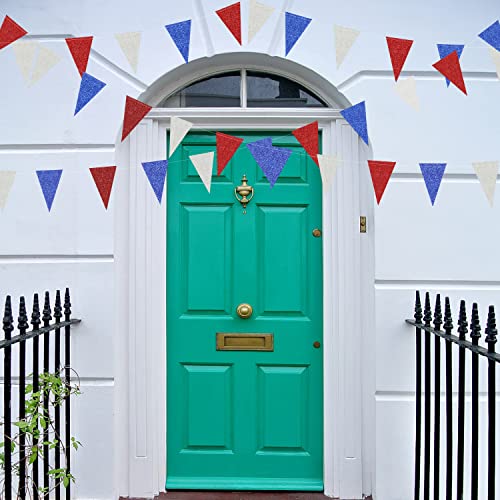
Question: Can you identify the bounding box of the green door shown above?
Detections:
[167,131,323,491]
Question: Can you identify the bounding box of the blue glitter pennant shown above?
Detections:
[142,160,168,203]
[165,20,191,63]
[478,20,500,51]
[247,138,292,187]
[419,163,446,205]
[36,170,63,211]
[437,44,465,86]
[285,12,312,56]
[74,72,106,115]
[340,101,368,145]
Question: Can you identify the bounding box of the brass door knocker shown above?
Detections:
[234,174,254,214]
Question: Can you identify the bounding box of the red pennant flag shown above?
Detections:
[368,160,396,204]
[121,96,152,141]
[432,51,467,95]
[216,2,242,45]
[90,166,117,209]
[292,121,319,166]
[0,16,27,50]
[65,36,93,76]
[386,37,413,81]
[216,132,243,175]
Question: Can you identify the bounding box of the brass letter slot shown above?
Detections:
[216,333,274,351]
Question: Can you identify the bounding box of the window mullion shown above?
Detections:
[241,69,247,108]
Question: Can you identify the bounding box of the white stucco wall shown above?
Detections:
[0,0,499,499]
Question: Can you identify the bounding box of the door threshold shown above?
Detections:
[157,492,331,499]
[166,478,323,491]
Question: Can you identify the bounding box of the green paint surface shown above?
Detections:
[167,131,323,490]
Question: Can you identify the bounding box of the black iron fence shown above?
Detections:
[0,289,80,500]
[407,291,499,500]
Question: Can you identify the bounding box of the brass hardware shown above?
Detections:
[312,228,322,238]
[236,303,253,319]
[234,174,254,214]
[360,216,367,233]
[313,341,321,349]
[216,333,274,351]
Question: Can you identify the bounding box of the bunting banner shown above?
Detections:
[30,44,61,86]
[473,161,499,207]
[490,48,500,80]
[247,138,292,187]
[0,171,16,210]
[115,32,141,73]
[248,0,275,43]
[419,163,446,205]
[12,40,38,83]
[216,2,242,45]
[216,132,243,175]
[142,160,168,203]
[169,117,193,156]
[121,96,152,141]
[437,44,465,86]
[394,76,420,111]
[0,16,27,51]
[386,37,414,81]
[65,36,93,76]
[317,154,338,191]
[165,20,192,63]
[478,20,500,51]
[74,72,106,115]
[292,121,319,165]
[36,170,62,212]
[190,152,214,193]
[89,166,116,209]
[432,51,467,94]
[334,25,360,69]
[341,101,369,145]
[285,12,312,56]
[368,160,396,204]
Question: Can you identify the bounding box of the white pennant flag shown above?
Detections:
[248,0,275,43]
[334,25,360,69]
[473,161,499,207]
[115,32,141,73]
[0,171,16,210]
[394,76,420,111]
[190,152,214,193]
[490,48,500,80]
[30,45,61,86]
[12,40,38,84]
[317,154,338,190]
[170,117,193,156]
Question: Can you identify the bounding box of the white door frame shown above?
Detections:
[114,108,375,499]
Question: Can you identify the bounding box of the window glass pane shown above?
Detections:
[246,71,326,108]
[159,72,241,107]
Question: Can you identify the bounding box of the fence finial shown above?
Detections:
[485,305,497,351]
[434,294,442,330]
[458,300,468,340]
[3,296,13,339]
[54,290,62,322]
[470,303,481,342]
[31,293,41,329]
[444,297,453,335]
[64,288,72,318]
[424,292,432,325]
[414,291,422,323]
[18,296,29,331]
[42,291,52,323]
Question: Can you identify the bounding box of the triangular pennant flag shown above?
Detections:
[437,44,465,86]
[36,170,62,211]
[89,166,117,209]
[115,32,141,73]
[0,16,27,51]
[432,51,467,95]
[141,160,168,203]
[12,40,38,83]
[248,0,275,43]
[292,121,319,165]
[30,44,61,86]
[169,117,193,156]
[247,138,292,187]
[74,72,106,115]
[386,37,414,81]
[394,76,420,111]
[65,36,93,76]
[285,12,312,56]
[478,20,500,51]
[419,163,446,205]
[216,2,242,45]
[334,25,360,69]
[121,96,152,141]
[165,20,192,63]
[0,171,16,210]
[216,132,243,175]
[190,152,214,193]
[341,101,368,145]
[490,48,500,80]
[317,154,338,191]
[473,161,499,207]
[368,160,396,204]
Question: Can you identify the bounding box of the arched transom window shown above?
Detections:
[158,69,328,108]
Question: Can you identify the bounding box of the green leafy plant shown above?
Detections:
[0,368,81,498]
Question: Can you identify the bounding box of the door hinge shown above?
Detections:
[360,216,367,233]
